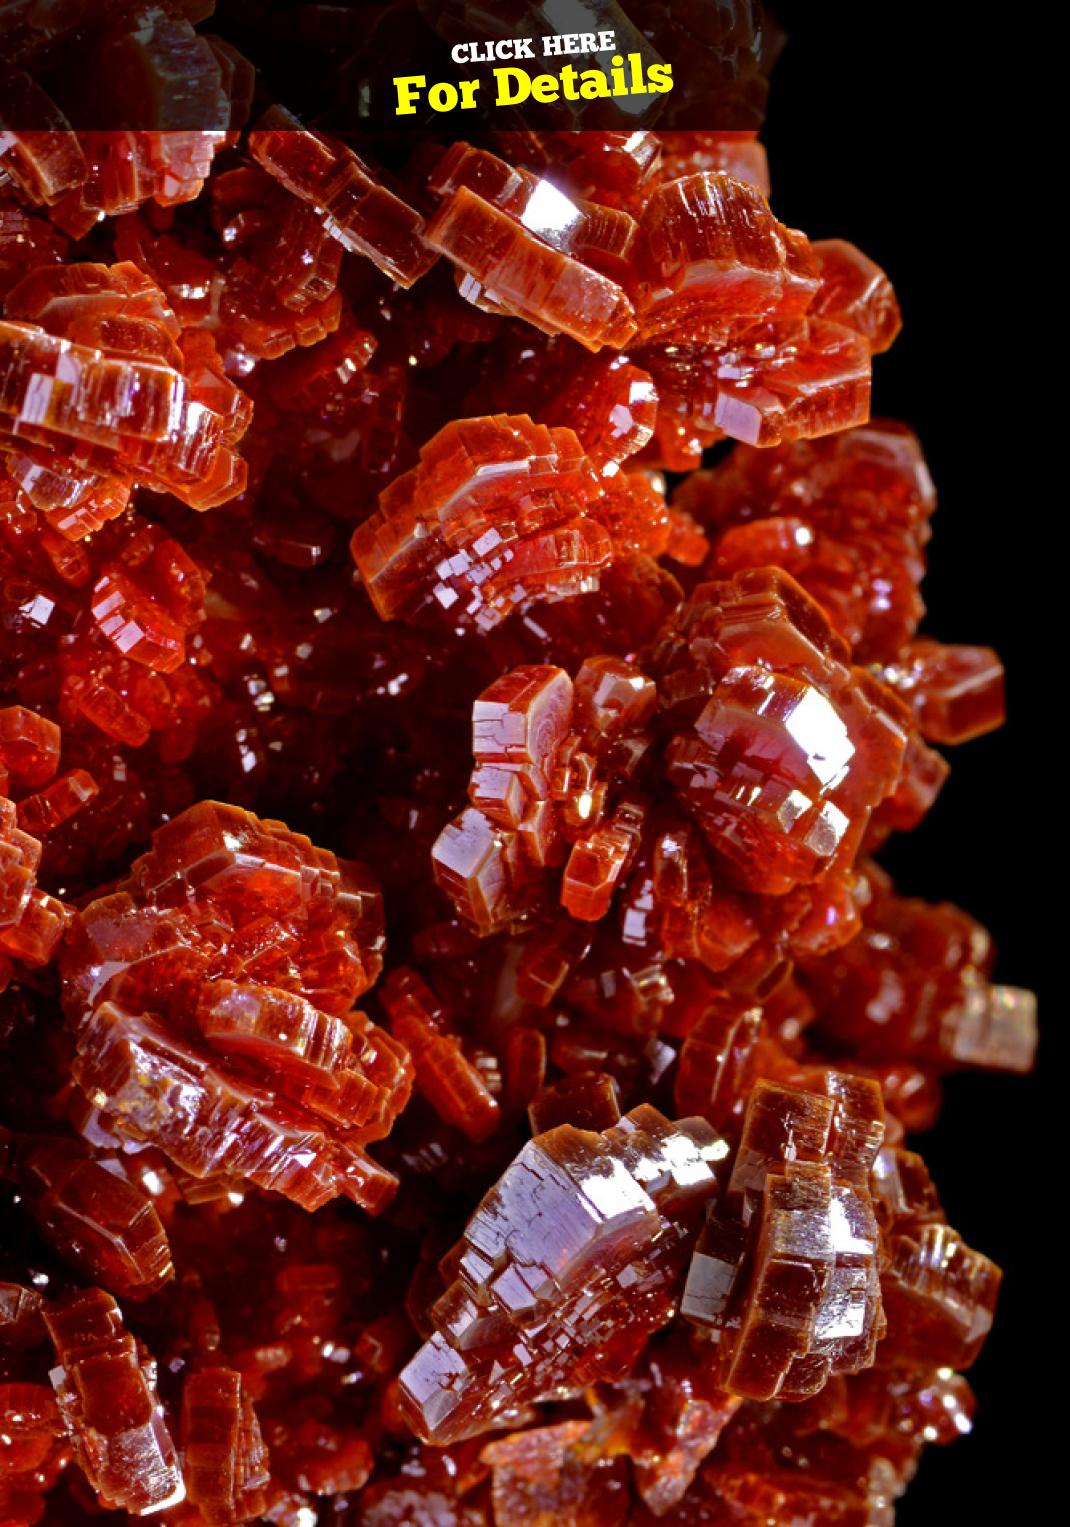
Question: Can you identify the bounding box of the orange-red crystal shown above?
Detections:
[0,107,1034,1527]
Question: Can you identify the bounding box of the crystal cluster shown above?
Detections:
[802,862,1036,1079]
[0,126,233,240]
[0,100,1034,1527]
[681,1073,886,1400]
[397,1105,728,1445]
[0,1123,173,1298]
[675,423,936,661]
[1,706,72,982]
[58,801,407,1213]
[0,261,250,537]
[44,1287,184,1514]
[250,118,439,291]
[117,158,364,363]
[180,1366,270,1523]
[657,567,908,896]
[432,655,655,931]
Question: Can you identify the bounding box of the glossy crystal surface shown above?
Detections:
[58,801,406,1211]
[180,1366,270,1524]
[397,1106,728,1444]
[0,262,249,535]
[678,421,936,661]
[0,1124,173,1299]
[250,117,438,289]
[0,112,1033,1527]
[432,656,654,932]
[681,1073,885,1401]
[635,171,819,342]
[659,568,908,894]
[44,1287,184,1514]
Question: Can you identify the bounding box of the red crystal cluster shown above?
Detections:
[59,801,406,1214]
[0,115,1035,1527]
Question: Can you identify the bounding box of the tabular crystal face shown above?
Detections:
[808,239,902,354]
[640,316,872,458]
[58,801,408,1212]
[416,140,641,352]
[1,789,69,984]
[380,966,502,1144]
[350,413,687,636]
[429,143,639,283]
[180,1366,270,1525]
[44,1287,184,1515]
[250,115,439,290]
[428,194,634,351]
[432,656,654,933]
[871,1144,1001,1371]
[0,123,231,239]
[0,1124,173,1299]
[801,865,1037,1076]
[881,638,1006,743]
[660,569,907,894]
[681,1073,886,1403]
[678,421,936,661]
[398,1106,728,1445]
[635,171,820,342]
[0,262,249,536]
[351,415,606,630]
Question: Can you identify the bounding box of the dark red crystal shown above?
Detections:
[658,567,908,894]
[397,1106,727,1444]
[681,1073,885,1401]
[44,1287,184,1514]
[180,1367,270,1525]
[0,105,1033,1527]
[58,801,408,1211]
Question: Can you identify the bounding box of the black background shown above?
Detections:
[767,3,1050,1520]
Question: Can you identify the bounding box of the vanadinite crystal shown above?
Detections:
[0,60,1036,1527]
[58,801,407,1213]
[44,1287,185,1514]
[397,1106,728,1445]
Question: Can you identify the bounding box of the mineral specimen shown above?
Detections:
[380,966,501,1143]
[873,1145,1000,1371]
[249,116,438,289]
[58,801,408,1211]
[425,185,638,352]
[1,790,68,984]
[681,1073,886,1401]
[801,863,1036,1075]
[677,421,936,661]
[0,262,250,535]
[657,566,909,894]
[180,1367,270,1524]
[44,1287,184,1514]
[0,78,1035,1527]
[634,171,820,342]
[0,1124,174,1298]
[431,655,654,932]
[397,1106,728,1444]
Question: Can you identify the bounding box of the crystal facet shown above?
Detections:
[0,108,1032,1527]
